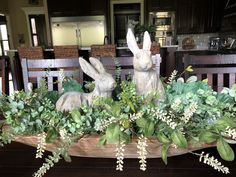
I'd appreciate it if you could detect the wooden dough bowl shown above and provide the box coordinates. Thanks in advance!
[13,135,216,158]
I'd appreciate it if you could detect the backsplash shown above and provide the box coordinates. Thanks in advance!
[177,33,219,50]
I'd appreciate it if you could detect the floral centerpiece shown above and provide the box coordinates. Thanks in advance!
[0,29,236,177]
[1,67,236,177]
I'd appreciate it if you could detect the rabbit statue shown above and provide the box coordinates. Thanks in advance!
[126,28,164,96]
[56,57,116,112]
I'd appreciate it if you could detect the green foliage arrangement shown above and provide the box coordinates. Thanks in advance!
[0,70,236,176]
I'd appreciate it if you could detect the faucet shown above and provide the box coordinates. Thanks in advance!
[103,35,109,45]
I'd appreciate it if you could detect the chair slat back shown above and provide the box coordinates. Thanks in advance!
[21,58,82,92]
[99,54,162,81]
[183,54,236,92]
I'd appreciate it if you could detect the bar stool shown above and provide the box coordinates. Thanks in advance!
[53,45,79,58]
[18,46,44,60]
[90,44,116,58]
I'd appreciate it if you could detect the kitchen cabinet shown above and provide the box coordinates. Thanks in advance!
[221,0,236,32]
[147,0,176,11]
[176,0,205,34]
[204,0,223,33]
[47,0,107,16]
[176,0,223,34]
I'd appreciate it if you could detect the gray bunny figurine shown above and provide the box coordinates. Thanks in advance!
[126,28,164,96]
[56,57,116,111]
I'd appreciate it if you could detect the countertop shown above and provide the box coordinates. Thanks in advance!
[176,48,236,54]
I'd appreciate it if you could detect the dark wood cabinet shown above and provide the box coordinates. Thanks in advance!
[176,0,223,34]
[221,0,236,32]
[147,0,176,11]
[204,0,223,33]
[176,0,196,34]
[47,0,107,16]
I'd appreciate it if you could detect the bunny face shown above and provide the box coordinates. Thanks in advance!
[79,57,116,92]
[127,28,153,72]
[95,72,116,92]
[133,50,152,71]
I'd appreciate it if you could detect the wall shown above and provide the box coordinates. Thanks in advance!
[177,33,219,50]
[7,0,44,48]
[0,0,9,14]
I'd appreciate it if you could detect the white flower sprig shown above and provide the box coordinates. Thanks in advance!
[94,116,117,132]
[170,98,182,111]
[167,70,178,84]
[155,109,178,129]
[36,132,46,159]
[59,129,67,141]
[197,151,230,174]
[129,112,143,122]
[180,102,198,123]
[115,141,125,171]
[137,135,148,171]
[224,126,236,140]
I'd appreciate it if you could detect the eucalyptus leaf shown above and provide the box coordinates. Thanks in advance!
[199,131,218,143]
[98,135,107,145]
[186,76,197,83]
[171,130,187,148]
[217,138,235,161]
[119,132,130,144]
[161,144,170,165]
[71,109,81,123]
[136,118,147,128]
[46,128,58,143]
[157,133,171,144]
[144,121,155,136]
[177,77,184,83]
[215,118,236,130]
[106,123,120,143]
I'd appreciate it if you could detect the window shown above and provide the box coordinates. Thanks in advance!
[0,24,10,56]
[30,17,38,46]
[29,15,47,47]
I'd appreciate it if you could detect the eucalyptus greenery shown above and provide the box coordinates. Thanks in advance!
[0,71,236,176]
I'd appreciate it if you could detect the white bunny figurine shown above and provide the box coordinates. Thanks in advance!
[56,57,116,112]
[126,28,164,96]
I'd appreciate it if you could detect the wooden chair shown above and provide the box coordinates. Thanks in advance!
[100,54,162,81]
[90,44,116,58]
[183,54,236,92]
[18,47,45,85]
[21,58,82,92]
[53,45,79,58]
[0,57,9,95]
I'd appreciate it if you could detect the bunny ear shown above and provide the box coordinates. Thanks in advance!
[143,31,151,51]
[89,57,106,74]
[126,28,139,54]
[79,57,98,80]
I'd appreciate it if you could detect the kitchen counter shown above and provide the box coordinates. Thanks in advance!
[161,45,179,48]
[176,48,236,54]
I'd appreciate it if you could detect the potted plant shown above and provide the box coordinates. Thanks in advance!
[134,24,156,42]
